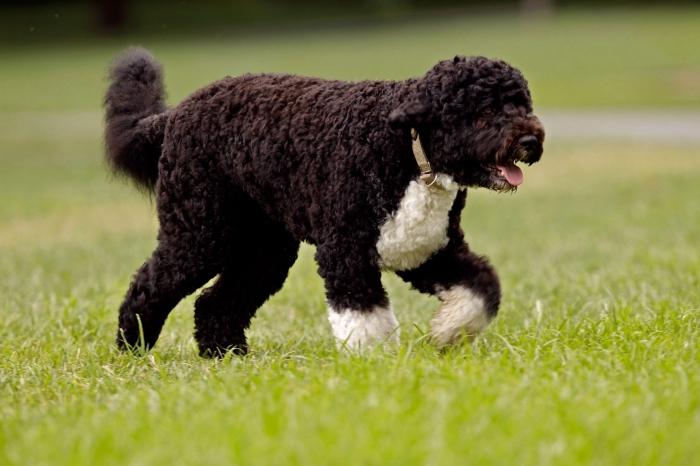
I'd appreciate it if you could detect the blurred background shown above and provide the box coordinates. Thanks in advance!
[1,0,699,322]
[2,0,699,110]
[2,4,700,462]
[1,0,699,286]
[1,0,699,306]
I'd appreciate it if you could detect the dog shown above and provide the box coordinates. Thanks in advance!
[104,47,544,356]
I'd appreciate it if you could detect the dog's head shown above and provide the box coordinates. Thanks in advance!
[390,56,544,191]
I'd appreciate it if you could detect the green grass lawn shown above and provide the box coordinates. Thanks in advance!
[1,8,700,466]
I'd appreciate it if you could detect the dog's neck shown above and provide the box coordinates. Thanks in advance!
[410,128,438,187]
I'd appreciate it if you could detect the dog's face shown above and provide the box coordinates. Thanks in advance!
[390,56,544,191]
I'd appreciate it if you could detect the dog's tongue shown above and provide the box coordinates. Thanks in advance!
[497,163,524,186]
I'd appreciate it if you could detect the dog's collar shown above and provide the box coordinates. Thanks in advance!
[410,128,438,187]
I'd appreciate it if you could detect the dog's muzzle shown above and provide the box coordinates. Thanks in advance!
[517,134,543,164]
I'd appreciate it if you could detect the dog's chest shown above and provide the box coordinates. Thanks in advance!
[376,175,459,271]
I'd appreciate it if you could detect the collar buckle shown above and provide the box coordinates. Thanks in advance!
[411,128,438,187]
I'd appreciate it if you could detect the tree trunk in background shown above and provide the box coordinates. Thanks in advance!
[521,0,553,15]
[96,0,129,33]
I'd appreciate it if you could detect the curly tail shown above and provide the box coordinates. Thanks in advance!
[104,47,168,191]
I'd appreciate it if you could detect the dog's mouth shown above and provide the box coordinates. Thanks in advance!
[496,160,524,187]
[480,163,522,193]
[480,134,542,192]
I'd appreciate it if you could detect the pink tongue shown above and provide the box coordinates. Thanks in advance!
[497,163,524,186]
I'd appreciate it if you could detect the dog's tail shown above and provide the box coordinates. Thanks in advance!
[104,47,168,191]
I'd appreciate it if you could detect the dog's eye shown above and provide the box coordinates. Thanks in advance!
[482,108,493,116]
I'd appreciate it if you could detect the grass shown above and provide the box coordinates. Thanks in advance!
[1,7,700,466]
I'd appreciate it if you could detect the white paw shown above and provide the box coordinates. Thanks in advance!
[430,286,492,348]
[328,305,400,351]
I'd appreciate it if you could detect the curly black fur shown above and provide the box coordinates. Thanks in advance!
[105,48,544,356]
[104,48,167,190]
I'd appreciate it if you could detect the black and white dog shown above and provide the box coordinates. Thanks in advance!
[104,48,544,356]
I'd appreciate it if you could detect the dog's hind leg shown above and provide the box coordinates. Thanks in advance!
[396,190,501,348]
[193,223,299,357]
[116,164,236,352]
[116,239,222,352]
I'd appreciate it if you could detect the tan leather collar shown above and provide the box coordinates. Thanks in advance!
[411,128,438,187]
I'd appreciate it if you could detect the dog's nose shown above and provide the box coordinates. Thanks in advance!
[518,135,538,149]
[518,134,542,162]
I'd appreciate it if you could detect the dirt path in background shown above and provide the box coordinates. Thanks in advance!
[0,110,699,144]
[541,110,700,143]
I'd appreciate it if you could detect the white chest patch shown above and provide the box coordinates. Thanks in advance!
[376,174,459,271]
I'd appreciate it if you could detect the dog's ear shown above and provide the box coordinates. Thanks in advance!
[388,96,431,130]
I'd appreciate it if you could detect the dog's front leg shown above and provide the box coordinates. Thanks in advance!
[315,242,399,351]
[397,239,501,348]
[396,190,501,348]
